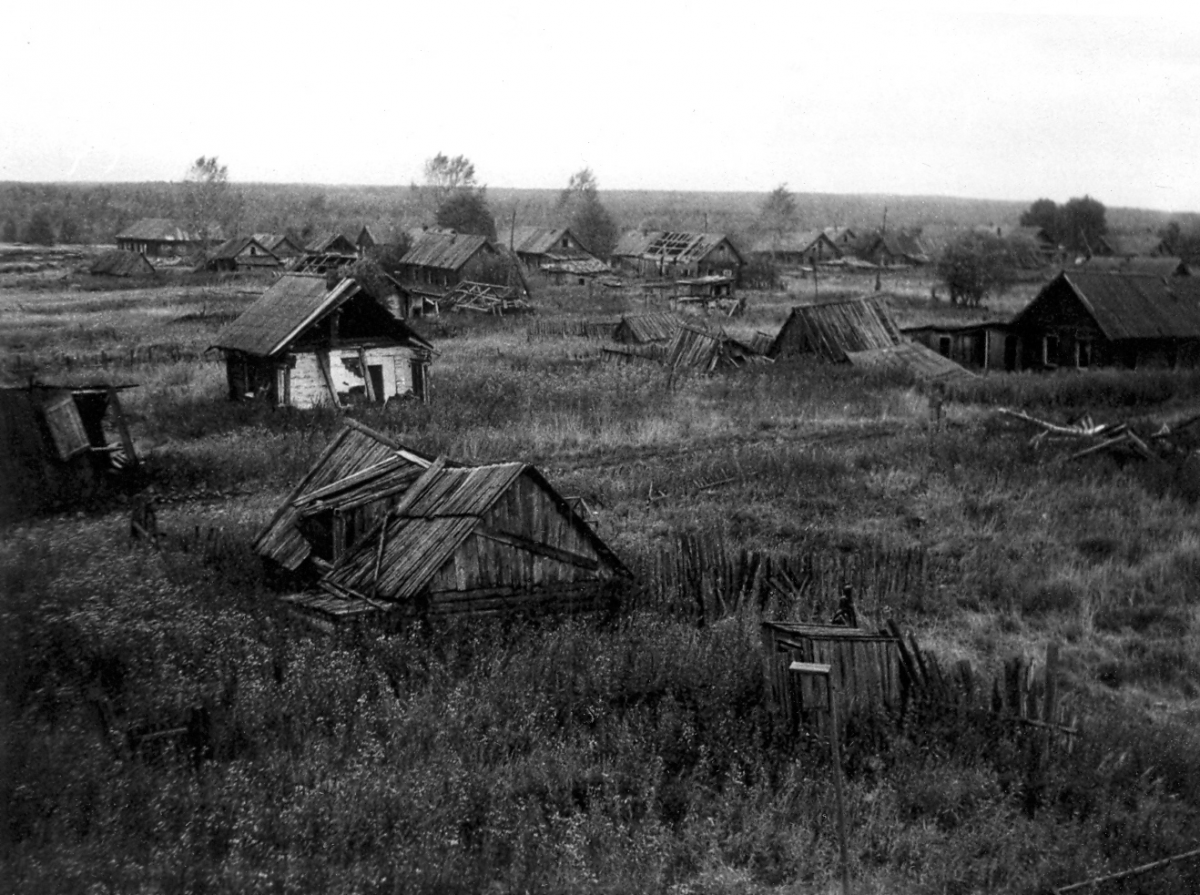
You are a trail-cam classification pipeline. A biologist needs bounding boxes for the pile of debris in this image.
[999,408,1200,464]
[442,281,533,315]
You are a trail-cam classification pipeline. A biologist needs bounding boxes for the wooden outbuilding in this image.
[0,382,138,522]
[213,273,433,409]
[88,250,155,278]
[256,421,630,625]
[1008,271,1200,370]
[666,324,767,372]
[898,307,1014,371]
[768,296,903,361]
[613,312,682,346]
[115,218,203,257]
[612,230,745,282]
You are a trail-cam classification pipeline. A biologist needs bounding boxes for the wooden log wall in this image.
[632,530,933,625]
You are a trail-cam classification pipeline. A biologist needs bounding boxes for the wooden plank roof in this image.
[614,312,682,344]
[212,274,433,357]
[400,230,494,271]
[89,250,154,277]
[844,341,976,382]
[613,230,744,266]
[769,296,903,361]
[209,235,279,262]
[116,218,198,242]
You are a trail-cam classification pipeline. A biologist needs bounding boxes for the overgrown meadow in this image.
[4,262,1200,893]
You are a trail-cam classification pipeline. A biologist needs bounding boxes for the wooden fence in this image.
[631,530,934,625]
[9,343,214,373]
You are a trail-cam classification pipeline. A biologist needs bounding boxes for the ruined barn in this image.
[666,324,767,372]
[613,312,682,346]
[0,382,138,522]
[612,230,745,282]
[213,273,433,408]
[257,421,630,625]
[768,296,903,361]
[89,250,155,278]
[115,219,203,257]
[1008,271,1200,370]
[199,236,282,273]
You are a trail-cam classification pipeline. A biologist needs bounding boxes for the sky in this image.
[2,1,1198,212]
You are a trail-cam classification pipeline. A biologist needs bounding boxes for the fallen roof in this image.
[400,230,493,271]
[1016,271,1200,341]
[613,230,743,265]
[845,341,975,382]
[615,312,682,343]
[254,420,437,571]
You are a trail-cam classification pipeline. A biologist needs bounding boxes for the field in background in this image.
[5,258,1200,891]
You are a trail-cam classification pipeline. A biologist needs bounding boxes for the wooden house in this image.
[1008,271,1200,370]
[307,232,358,256]
[115,218,203,257]
[213,273,433,409]
[395,230,499,290]
[612,230,745,282]
[256,421,630,625]
[88,250,155,277]
[0,382,138,522]
[898,306,1014,371]
[858,231,929,267]
[749,229,841,266]
[1095,232,1171,258]
[768,296,903,361]
[199,236,282,273]
[823,227,858,252]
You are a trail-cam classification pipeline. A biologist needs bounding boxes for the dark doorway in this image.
[368,365,384,403]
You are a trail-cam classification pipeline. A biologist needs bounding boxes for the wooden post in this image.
[106,387,138,470]
[357,347,376,403]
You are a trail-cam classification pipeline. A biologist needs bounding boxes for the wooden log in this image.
[1052,845,1200,894]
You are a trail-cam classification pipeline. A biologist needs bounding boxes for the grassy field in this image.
[4,254,1200,892]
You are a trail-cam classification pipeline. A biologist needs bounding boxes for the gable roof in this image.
[1097,233,1168,257]
[209,235,279,262]
[116,218,198,242]
[307,232,357,255]
[869,231,929,263]
[254,233,305,255]
[89,250,154,277]
[324,459,629,601]
[504,226,571,255]
[1014,271,1200,341]
[749,229,839,256]
[212,273,433,357]
[613,230,745,266]
[400,230,494,271]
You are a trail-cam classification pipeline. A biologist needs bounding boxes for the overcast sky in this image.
[2,1,1197,212]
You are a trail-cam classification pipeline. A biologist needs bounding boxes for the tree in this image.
[435,188,497,240]
[181,156,233,246]
[1059,195,1106,253]
[557,168,618,257]
[755,183,799,258]
[412,153,479,217]
[24,208,55,246]
[936,231,1015,306]
[1019,198,1060,241]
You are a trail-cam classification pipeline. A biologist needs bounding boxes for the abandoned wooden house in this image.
[768,296,903,361]
[501,226,608,282]
[213,273,433,409]
[1007,271,1200,370]
[356,226,378,255]
[115,218,204,257]
[198,236,282,273]
[612,230,745,282]
[749,229,842,266]
[1095,232,1171,258]
[255,421,630,625]
[899,307,1014,371]
[88,250,155,278]
[666,324,767,372]
[254,233,306,260]
[0,382,138,522]
[395,230,500,289]
[858,231,929,267]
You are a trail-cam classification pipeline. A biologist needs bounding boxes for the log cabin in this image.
[213,273,433,408]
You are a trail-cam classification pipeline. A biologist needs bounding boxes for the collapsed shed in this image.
[88,250,155,278]
[257,421,630,625]
[212,273,433,409]
[768,296,903,361]
[667,324,768,372]
[0,382,138,522]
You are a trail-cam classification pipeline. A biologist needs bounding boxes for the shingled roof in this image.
[768,296,903,361]
[116,218,199,242]
[212,273,432,357]
[1015,272,1200,341]
[89,250,154,277]
[400,231,494,271]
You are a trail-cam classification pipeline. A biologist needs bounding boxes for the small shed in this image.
[613,312,682,345]
[0,382,138,522]
[666,324,767,372]
[89,250,155,278]
[768,296,903,361]
[213,273,434,408]
[260,421,631,625]
[761,621,903,734]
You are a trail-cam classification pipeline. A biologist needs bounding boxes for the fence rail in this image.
[9,344,215,373]
[526,320,618,341]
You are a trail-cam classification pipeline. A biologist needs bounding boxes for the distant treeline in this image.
[1,181,1196,249]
